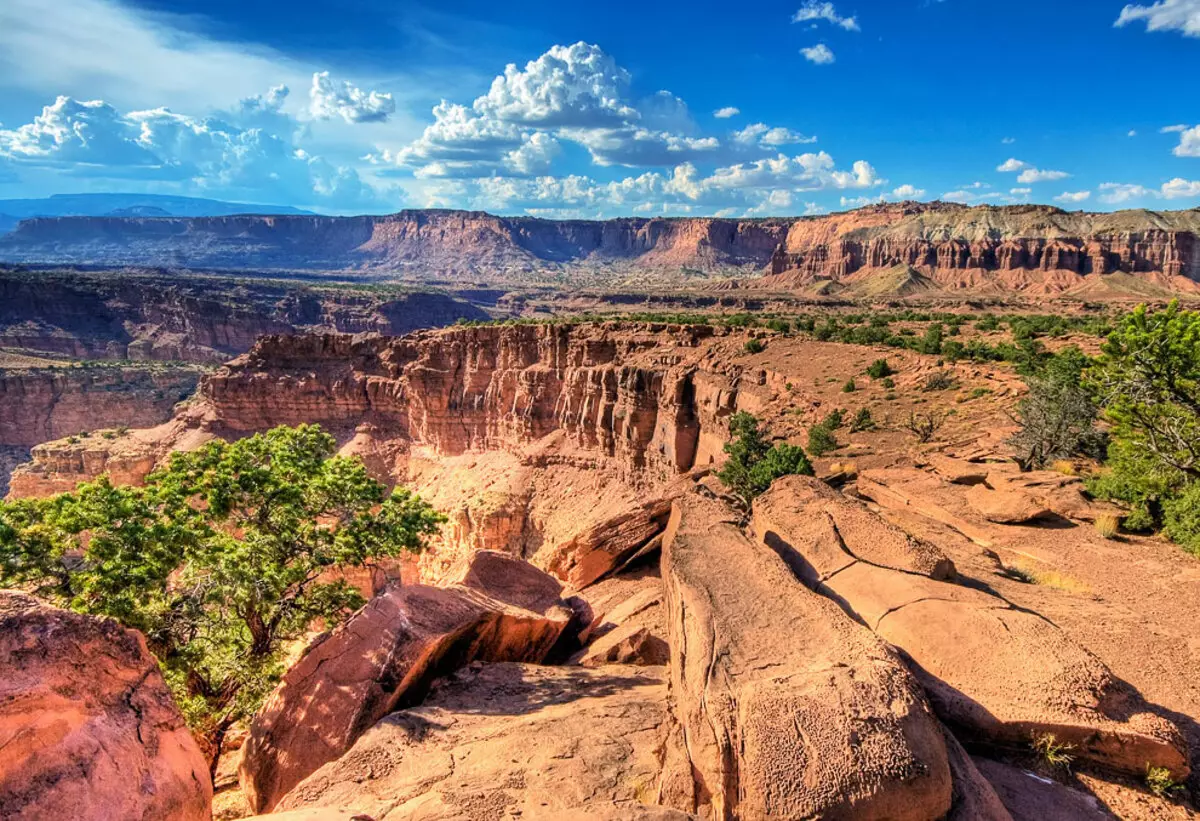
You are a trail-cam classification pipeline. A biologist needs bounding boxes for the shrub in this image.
[922,371,956,392]
[807,423,840,457]
[842,378,857,393]
[918,323,944,355]
[1145,765,1183,798]
[866,359,893,379]
[906,410,949,443]
[881,376,895,389]
[1093,513,1121,539]
[1031,733,1075,772]
[744,338,765,354]
[849,407,875,432]
[1007,351,1100,471]
[1162,483,1200,557]
[975,315,1000,332]
[718,413,813,507]
[821,408,845,429]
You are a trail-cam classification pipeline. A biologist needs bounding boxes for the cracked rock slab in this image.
[277,662,697,820]
[752,476,1190,780]
[662,491,953,821]
[240,555,575,813]
[0,590,212,821]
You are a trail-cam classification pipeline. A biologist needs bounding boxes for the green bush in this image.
[842,378,857,393]
[717,412,813,507]
[807,423,840,456]
[1163,483,1200,557]
[850,407,875,432]
[922,371,957,391]
[866,359,893,379]
[744,338,766,354]
[881,376,895,389]
[821,408,845,429]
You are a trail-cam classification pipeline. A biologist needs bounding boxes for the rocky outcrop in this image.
[240,554,577,812]
[276,662,697,819]
[3,203,1198,290]
[0,268,488,364]
[0,365,201,447]
[662,491,953,820]
[751,476,1190,779]
[0,590,211,821]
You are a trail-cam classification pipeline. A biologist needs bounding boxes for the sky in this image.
[0,0,1198,217]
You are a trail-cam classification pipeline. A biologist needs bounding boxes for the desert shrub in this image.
[1007,348,1101,471]
[1162,483,1200,557]
[1145,766,1184,798]
[717,412,813,507]
[744,338,765,354]
[1093,513,1121,540]
[866,359,893,379]
[917,323,944,355]
[807,422,840,457]
[766,318,792,334]
[906,410,950,443]
[922,371,957,392]
[842,378,857,393]
[1031,733,1075,772]
[0,424,444,774]
[821,408,845,429]
[975,315,1000,332]
[849,407,875,432]
[881,376,896,389]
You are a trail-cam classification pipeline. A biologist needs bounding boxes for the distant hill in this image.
[0,193,315,228]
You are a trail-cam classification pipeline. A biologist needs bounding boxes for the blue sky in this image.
[0,0,1198,216]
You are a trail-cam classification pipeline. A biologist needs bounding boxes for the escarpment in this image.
[3,203,1199,292]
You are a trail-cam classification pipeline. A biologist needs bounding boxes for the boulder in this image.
[277,662,697,820]
[966,483,1051,524]
[752,476,1190,780]
[858,467,996,547]
[240,556,575,812]
[662,491,953,820]
[973,758,1113,821]
[0,590,212,821]
[574,569,669,667]
[941,727,1013,821]
[541,496,673,587]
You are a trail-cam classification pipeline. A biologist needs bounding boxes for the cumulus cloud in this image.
[0,91,381,208]
[800,44,836,64]
[1161,178,1200,198]
[891,184,926,199]
[1054,190,1091,204]
[1170,125,1200,157]
[1162,124,1190,132]
[792,1,861,31]
[309,72,395,123]
[1017,168,1070,183]
[1010,187,1032,195]
[1097,183,1153,204]
[1001,137,1016,144]
[1115,0,1200,37]
[1128,129,1138,137]
[996,158,1028,172]
[567,127,720,167]
[713,106,741,119]
[732,123,817,147]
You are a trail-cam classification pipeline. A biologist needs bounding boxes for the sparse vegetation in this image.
[841,378,857,393]
[1145,765,1183,798]
[807,420,840,457]
[717,412,813,507]
[0,424,445,774]
[1008,347,1102,472]
[744,338,765,354]
[921,371,956,392]
[905,409,950,443]
[1031,733,1075,772]
[849,407,875,432]
[881,376,896,389]
[1094,512,1121,540]
[866,359,893,379]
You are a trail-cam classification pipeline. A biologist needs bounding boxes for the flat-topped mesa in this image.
[201,323,731,478]
[3,203,1198,289]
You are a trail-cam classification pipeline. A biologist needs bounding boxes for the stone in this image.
[752,476,1190,780]
[277,662,697,820]
[0,590,212,821]
[662,490,953,820]
[966,483,1052,523]
[240,577,573,812]
[973,758,1112,821]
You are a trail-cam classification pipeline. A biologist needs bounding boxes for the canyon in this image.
[5,321,1200,821]
[1,203,1198,296]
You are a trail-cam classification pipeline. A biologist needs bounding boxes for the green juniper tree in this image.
[717,412,813,508]
[0,424,445,773]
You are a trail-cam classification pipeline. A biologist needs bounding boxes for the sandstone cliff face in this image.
[3,203,1198,291]
[0,365,201,447]
[0,269,489,364]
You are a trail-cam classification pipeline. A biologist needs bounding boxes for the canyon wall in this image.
[0,270,489,363]
[2,203,1198,291]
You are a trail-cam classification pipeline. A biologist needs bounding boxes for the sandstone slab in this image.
[240,558,574,812]
[752,476,1190,780]
[0,590,212,821]
[278,662,697,820]
[663,491,953,820]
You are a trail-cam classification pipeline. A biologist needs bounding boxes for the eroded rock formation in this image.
[0,590,212,821]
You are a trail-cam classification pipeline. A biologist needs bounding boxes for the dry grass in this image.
[1094,513,1121,540]
[1051,460,1078,476]
[1003,562,1091,595]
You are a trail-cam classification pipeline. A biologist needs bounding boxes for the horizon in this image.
[1,0,1198,219]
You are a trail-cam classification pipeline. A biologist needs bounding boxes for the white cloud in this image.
[1054,190,1091,204]
[0,92,381,208]
[567,127,721,167]
[1161,177,1200,199]
[1128,129,1138,137]
[309,72,395,124]
[1010,187,1032,195]
[1162,124,1190,132]
[474,42,638,128]
[713,106,740,119]
[891,184,926,199]
[996,158,1028,172]
[942,190,978,203]
[1017,168,1070,183]
[1097,183,1152,204]
[733,122,817,147]
[792,2,861,31]
[1115,0,1200,37]
[1171,125,1200,157]
[1001,137,1016,144]
[800,44,836,64]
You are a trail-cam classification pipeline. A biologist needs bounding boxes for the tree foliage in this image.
[1007,346,1102,471]
[718,412,813,507]
[0,424,445,771]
